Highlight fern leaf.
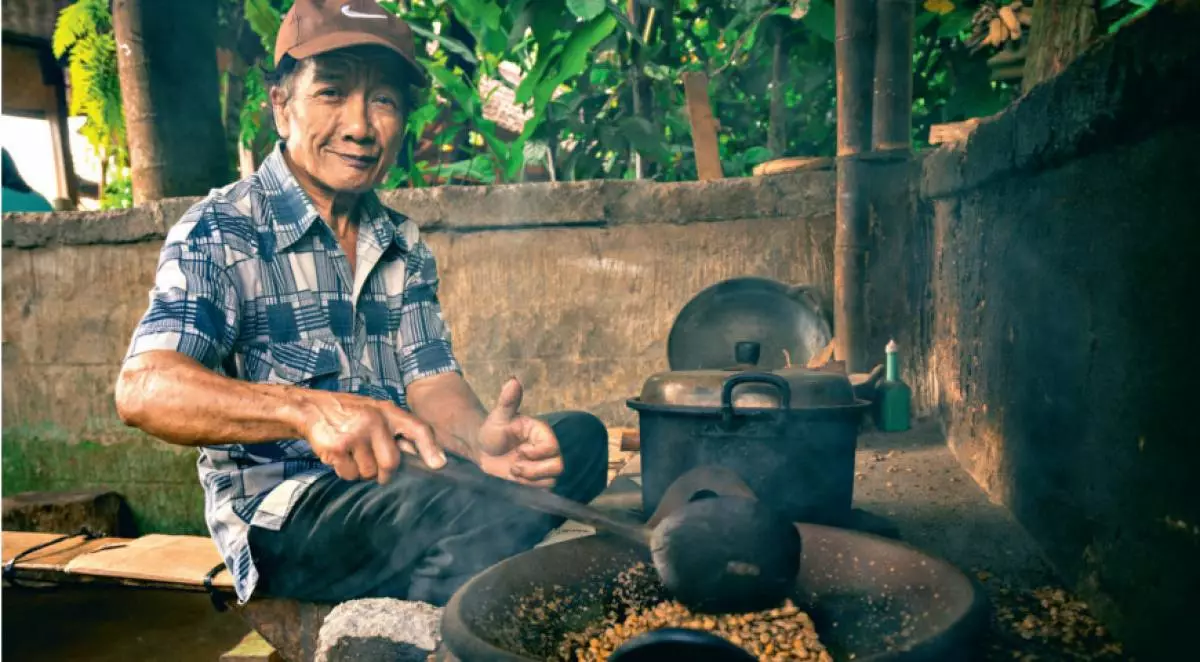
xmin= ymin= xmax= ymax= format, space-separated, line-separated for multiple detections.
xmin=244 ymin=0 xmax=282 ymax=56
xmin=52 ymin=1 xmax=90 ymax=57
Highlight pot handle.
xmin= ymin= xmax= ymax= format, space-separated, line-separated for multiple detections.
xmin=720 ymin=372 xmax=792 ymax=427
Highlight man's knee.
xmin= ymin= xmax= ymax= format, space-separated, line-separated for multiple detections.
xmin=543 ymin=411 xmax=609 ymax=500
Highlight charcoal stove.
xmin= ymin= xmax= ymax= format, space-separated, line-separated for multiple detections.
xmin=433 ymin=522 xmax=988 ymax=661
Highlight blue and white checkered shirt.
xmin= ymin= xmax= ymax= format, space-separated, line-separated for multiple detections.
xmin=123 ymin=143 xmax=462 ymax=604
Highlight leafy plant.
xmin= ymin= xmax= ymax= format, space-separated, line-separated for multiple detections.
xmin=1101 ymin=0 xmax=1157 ymax=33
xmin=52 ymin=0 xmax=130 ymax=207
xmin=58 ymin=0 xmax=1020 ymax=196
xmin=101 ymin=172 xmax=133 ymax=209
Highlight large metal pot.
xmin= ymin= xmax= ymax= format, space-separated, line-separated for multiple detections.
xmin=627 ymin=345 xmax=869 ymax=526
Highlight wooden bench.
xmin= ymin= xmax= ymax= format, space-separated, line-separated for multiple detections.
xmin=3 ymin=530 xmax=338 ymax=661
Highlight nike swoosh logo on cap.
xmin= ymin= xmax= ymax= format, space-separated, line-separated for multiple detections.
xmin=341 ymin=4 xmax=388 ymax=19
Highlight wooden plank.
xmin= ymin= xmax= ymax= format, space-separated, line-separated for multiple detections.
xmin=64 ymin=534 xmax=234 ymax=591
xmin=928 ymin=118 xmax=982 ymax=145
xmin=682 ymin=71 xmax=724 ymax=181
xmin=752 ymin=156 xmax=835 ymax=176
xmin=806 ymin=339 xmax=838 ymax=369
xmin=2 ymin=532 xmax=132 ymax=572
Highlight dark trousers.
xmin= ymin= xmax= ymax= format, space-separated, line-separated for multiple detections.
xmin=247 ymin=411 xmax=609 ymax=606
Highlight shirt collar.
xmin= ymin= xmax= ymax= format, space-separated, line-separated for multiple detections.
xmin=258 ymin=142 xmax=409 ymax=254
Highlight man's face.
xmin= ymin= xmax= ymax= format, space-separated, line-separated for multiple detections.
xmin=271 ymin=48 xmax=408 ymax=194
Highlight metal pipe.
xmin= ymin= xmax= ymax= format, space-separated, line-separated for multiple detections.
xmin=872 ymin=0 xmax=916 ymax=151
xmin=834 ymin=0 xmax=876 ymax=372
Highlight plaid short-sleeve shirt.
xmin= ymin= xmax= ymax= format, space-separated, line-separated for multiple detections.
xmin=123 ymin=143 xmax=462 ymax=604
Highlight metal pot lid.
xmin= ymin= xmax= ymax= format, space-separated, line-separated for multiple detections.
xmin=636 ymin=365 xmax=857 ymax=410
xmin=667 ymin=277 xmax=833 ymax=371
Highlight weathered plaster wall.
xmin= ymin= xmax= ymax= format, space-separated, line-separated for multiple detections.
xmin=1 ymin=172 xmax=835 ymax=532
xmin=917 ymin=3 xmax=1200 ymax=657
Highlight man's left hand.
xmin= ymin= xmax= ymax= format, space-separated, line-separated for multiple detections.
xmin=476 ymin=378 xmax=563 ymax=488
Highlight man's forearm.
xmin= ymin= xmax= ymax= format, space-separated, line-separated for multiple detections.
xmin=405 ymin=372 xmax=489 ymax=463
xmin=115 ymin=350 xmax=312 ymax=446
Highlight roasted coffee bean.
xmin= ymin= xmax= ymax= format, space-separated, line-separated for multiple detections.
xmin=558 ymin=564 xmax=831 ymax=661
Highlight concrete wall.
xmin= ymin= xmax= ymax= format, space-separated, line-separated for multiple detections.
xmin=915 ymin=4 xmax=1200 ymax=658
xmin=1 ymin=171 xmax=836 ymax=532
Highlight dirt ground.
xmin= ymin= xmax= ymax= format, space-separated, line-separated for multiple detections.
xmin=2 ymin=586 xmax=249 ymax=662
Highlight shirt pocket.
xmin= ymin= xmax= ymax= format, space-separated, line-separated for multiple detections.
xmin=265 ymin=337 xmax=343 ymax=391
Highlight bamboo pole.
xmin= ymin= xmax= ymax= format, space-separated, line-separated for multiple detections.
xmin=834 ymin=0 xmax=877 ymax=373
xmin=836 ymin=0 xmax=876 ymax=157
xmin=872 ymin=0 xmax=915 ymax=152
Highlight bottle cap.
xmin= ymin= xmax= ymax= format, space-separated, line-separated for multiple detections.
xmin=886 ymin=339 xmax=898 ymax=353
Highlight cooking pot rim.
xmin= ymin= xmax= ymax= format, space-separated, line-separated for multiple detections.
xmin=626 ymin=397 xmax=872 ymax=416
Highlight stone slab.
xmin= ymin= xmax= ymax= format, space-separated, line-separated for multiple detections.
xmin=316 ymin=599 xmax=442 ymax=662
xmin=3 ymin=171 xmax=835 ymax=247
xmin=2 ymin=489 xmax=136 ymax=537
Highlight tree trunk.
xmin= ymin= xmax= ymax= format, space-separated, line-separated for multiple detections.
xmin=113 ymin=0 xmax=230 ymax=204
xmin=221 ymin=1 xmax=249 ymax=176
xmin=224 ymin=62 xmax=249 ymax=173
xmin=1021 ymin=0 xmax=1099 ymax=93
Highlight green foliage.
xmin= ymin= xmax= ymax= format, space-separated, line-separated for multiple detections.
xmin=369 ymin=0 xmax=1018 ymax=183
xmin=244 ymin=0 xmax=287 ymax=58
xmin=52 ymin=0 xmax=131 ymax=207
xmin=567 ymin=0 xmax=608 ymax=21
xmin=1103 ymin=0 xmax=1158 ymax=34
xmin=52 ymin=0 xmax=122 ymax=153
xmin=58 ymin=0 xmax=1028 ymax=194
xmin=236 ymin=0 xmax=295 ymax=154
xmin=101 ymin=172 xmax=134 ymax=209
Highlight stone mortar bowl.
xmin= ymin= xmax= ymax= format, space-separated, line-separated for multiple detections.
xmin=435 ymin=522 xmax=988 ymax=661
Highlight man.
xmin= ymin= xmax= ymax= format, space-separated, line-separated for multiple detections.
xmin=114 ymin=0 xmax=607 ymax=608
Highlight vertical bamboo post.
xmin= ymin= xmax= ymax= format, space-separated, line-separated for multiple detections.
xmin=872 ymin=0 xmax=915 ymax=152
xmin=834 ymin=0 xmax=876 ymax=373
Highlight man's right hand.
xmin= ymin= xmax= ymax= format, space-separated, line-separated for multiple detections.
xmin=299 ymin=391 xmax=447 ymax=485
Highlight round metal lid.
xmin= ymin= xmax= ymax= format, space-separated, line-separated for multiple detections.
xmin=666 ymin=277 xmax=833 ymax=371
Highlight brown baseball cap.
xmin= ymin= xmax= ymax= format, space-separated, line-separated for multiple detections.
xmin=275 ymin=0 xmax=428 ymax=87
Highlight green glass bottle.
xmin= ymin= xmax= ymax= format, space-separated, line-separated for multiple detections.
xmin=874 ymin=339 xmax=911 ymax=432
